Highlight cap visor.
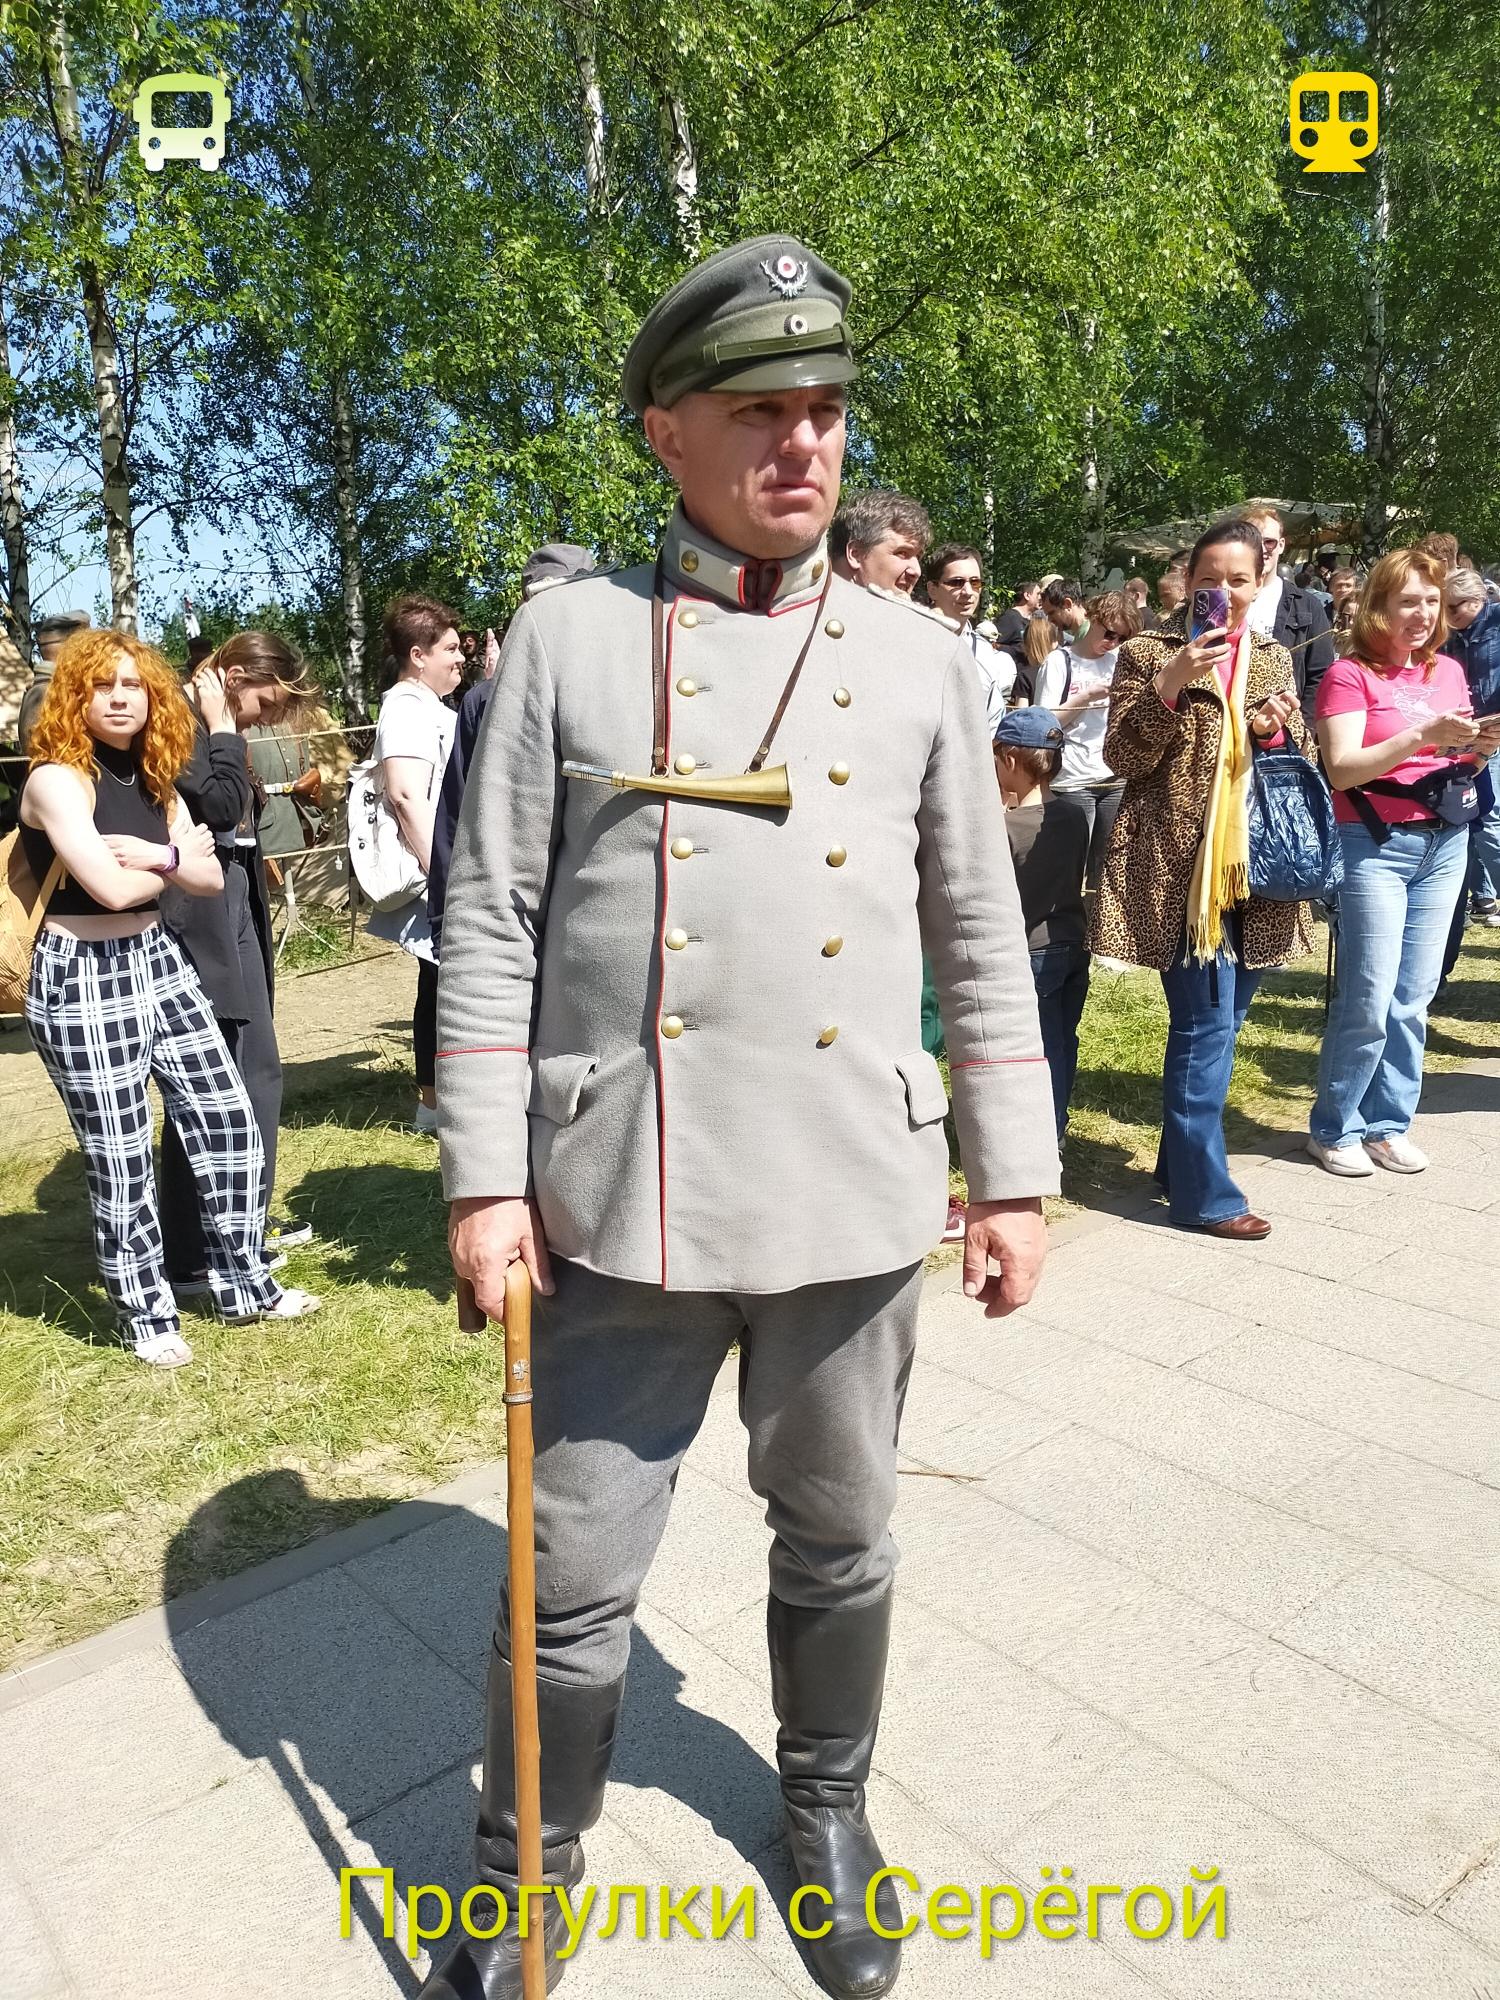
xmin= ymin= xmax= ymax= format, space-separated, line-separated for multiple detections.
xmin=699 ymin=351 xmax=858 ymax=398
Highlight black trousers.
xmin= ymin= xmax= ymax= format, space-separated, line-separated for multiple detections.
xmin=161 ymin=864 xmax=282 ymax=1275
xmin=414 ymin=955 xmax=439 ymax=1088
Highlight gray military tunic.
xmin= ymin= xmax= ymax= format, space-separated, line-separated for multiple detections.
xmin=437 ymin=508 xmax=1059 ymax=1294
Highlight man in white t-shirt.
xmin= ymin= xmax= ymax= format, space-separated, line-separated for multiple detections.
xmin=923 ymin=542 xmax=1016 ymax=733
xmin=1032 ymin=588 xmax=1140 ymax=889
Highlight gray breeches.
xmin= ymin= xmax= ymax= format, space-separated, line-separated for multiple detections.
xmin=497 ymin=1257 xmax=924 ymax=1685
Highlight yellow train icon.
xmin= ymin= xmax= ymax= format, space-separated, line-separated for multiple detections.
xmin=1289 ymin=71 xmax=1378 ymax=175
xmin=131 ymin=72 xmax=231 ymax=173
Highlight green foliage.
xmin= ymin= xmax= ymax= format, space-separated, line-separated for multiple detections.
xmin=3 ymin=0 xmax=1497 ymax=665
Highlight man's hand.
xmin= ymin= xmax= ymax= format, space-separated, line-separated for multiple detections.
xmin=449 ymin=1194 xmax=555 ymax=1320
xmin=962 ymin=1197 xmax=1047 ymax=1319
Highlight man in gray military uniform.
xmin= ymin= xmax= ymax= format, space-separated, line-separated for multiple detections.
xmin=427 ymin=236 xmax=1059 ymax=2000
xmin=17 ymin=610 xmax=91 ymax=752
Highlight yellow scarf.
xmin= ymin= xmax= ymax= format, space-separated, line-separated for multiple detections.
xmin=1186 ymin=624 xmax=1253 ymax=962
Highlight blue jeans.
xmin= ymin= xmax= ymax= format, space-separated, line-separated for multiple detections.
xmin=1312 ymin=821 xmax=1468 ymax=1146
xmin=1156 ymin=933 xmax=1262 ymax=1227
xmin=1031 ymin=943 xmax=1090 ymax=1137
xmin=1472 ymin=789 xmax=1500 ymax=905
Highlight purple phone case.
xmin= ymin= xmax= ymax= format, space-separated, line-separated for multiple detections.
xmin=1190 ymin=586 xmax=1230 ymax=640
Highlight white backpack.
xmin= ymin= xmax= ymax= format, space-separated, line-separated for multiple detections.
xmin=345 ymin=753 xmax=426 ymax=912
xmin=348 ymin=682 xmax=450 ymax=913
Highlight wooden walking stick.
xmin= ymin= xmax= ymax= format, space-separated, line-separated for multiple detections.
xmin=457 ymin=1265 xmax=546 ymax=2000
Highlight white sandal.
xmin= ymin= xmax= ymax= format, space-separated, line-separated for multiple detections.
xmin=134 ymin=1331 xmax=194 ymax=1368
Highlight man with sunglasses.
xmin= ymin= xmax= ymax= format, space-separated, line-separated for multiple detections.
xmin=1032 ymin=588 xmax=1142 ymax=889
xmin=1241 ymin=506 xmax=1335 ymax=711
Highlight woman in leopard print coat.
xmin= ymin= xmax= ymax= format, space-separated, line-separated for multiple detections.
xmin=1089 ymin=518 xmax=1315 ymax=1239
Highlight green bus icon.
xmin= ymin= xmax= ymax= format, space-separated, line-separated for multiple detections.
xmin=132 ymin=72 xmax=231 ymax=173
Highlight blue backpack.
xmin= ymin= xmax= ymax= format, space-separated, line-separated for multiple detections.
xmin=1248 ymin=743 xmax=1345 ymax=903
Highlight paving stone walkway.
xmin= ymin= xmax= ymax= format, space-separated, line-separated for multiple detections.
xmin=2 ymin=1060 xmax=1497 ymax=1999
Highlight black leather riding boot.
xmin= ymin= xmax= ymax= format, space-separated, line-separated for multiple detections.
xmin=768 ymin=1593 xmax=902 ymax=1999
xmin=417 ymin=1645 xmax=624 ymax=1999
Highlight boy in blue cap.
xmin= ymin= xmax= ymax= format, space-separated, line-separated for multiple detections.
xmin=993 ymin=707 xmax=1091 ymax=1138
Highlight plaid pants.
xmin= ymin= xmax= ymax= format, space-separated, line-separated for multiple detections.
xmin=26 ymin=926 xmax=279 ymax=1348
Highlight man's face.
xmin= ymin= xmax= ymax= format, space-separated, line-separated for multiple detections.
xmin=850 ymin=529 xmax=924 ymax=596
xmin=1158 ymin=569 xmax=1186 ymax=613
xmin=1019 ymin=584 xmax=1041 ymax=614
xmin=1331 ymin=573 xmax=1358 ymax=612
xmin=644 ymin=386 xmax=847 ymax=559
xmin=1250 ymin=515 xmax=1284 ymax=583
xmin=1125 ymin=581 xmax=1148 ymax=615
xmin=930 ymin=558 xmax=983 ymax=625
xmin=1044 ymin=594 xmax=1083 ymax=633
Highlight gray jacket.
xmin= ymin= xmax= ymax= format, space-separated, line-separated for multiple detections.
xmin=437 ymin=511 xmax=1059 ymax=1293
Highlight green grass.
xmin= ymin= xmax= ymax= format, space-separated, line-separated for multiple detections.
xmin=271 ymin=907 xmax=373 ymax=974
xmin=2 ymin=928 xmax=1497 ymax=1669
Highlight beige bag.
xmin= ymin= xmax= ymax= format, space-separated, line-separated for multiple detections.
xmin=0 ymin=826 xmax=63 ymax=1015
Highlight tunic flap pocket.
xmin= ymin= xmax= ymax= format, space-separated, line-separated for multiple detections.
xmin=895 ymin=1050 xmax=949 ymax=1128
xmin=528 ymin=1052 xmax=599 ymax=1125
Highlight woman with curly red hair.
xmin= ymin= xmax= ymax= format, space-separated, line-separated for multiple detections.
xmin=19 ymin=631 xmax=319 ymax=1365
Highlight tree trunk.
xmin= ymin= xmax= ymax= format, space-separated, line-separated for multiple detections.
xmin=572 ymin=11 xmax=609 ymax=241
xmin=0 ymin=277 xmax=34 ymax=665
xmin=1079 ymin=319 xmax=1107 ymax=586
xmin=42 ymin=3 xmax=137 ymax=631
xmin=664 ymin=92 xmax=699 ymax=257
xmin=330 ymin=371 xmax=369 ymax=722
xmin=1359 ymin=0 xmax=1393 ymax=561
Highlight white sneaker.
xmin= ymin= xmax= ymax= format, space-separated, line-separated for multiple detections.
xmin=411 ymin=1102 xmax=439 ymax=1136
xmin=1306 ymin=1136 xmax=1376 ymax=1177
xmin=1364 ymin=1134 xmax=1429 ymax=1174
xmin=222 ymin=1287 xmax=323 ymax=1325
xmin=263 ymin=1287 xmax=323 ymax=1319
xmin=134 ymin=1331 xmax=194 ymax=1367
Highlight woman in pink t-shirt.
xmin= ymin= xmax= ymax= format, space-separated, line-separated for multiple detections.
xmin=1308 ymin=547 xmax=1500 ymax=1176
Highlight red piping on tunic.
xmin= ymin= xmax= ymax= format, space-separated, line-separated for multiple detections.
xmin=766 ymin=589 xmax=824 ymax=618
xmin=652 ymin=610 xmax=678 ymax=1289
xmin=436 ymin=1045 xmax=528 ymax=1058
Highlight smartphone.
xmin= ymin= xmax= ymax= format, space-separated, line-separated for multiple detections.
xmin=1189 ymin=585 xmax=1230 ymax=641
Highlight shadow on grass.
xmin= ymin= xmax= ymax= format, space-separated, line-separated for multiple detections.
xmin=280 ymin=1044 xmax=417 ymax=1131
xmin=165 ymin=1468 xmax=784 ymax=1992
xmin=290 ymin=1160 xmax=451 ymax=1301
xmin=0 ymin=1149 xmax=125 ymax=1350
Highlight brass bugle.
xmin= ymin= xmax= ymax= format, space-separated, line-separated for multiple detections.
xmin=562 ymin=760 xmax=792 ymax=810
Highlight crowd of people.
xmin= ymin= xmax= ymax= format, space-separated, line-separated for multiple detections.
xmin=5 ymin=497 xmax=1498 ymax=1360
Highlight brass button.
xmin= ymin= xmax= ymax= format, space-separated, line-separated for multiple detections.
xmin=661 ymin=1014 xmax=684 ymax=1039
xmin=834 ymin=686 xmax=852 ymax=707
xmin=812 ymin=559 xmax=825 ymax=580
xmin=681 ymin=550 xmax=700 ymax=573
xmin=665 ymin=928 xmax=688 ymax=951
xmin=670 ymin=837 xmax=695 ymax=860
xmin=823 ymin=935 xmax=843 ymax=957
xmin=676 ymin=677 xmax=698 ymax=697
xmin=825 ymin=619 xmax=845 ymax=639
xmin=817 ymin=1025 xmax=839 ymax=1046
xmin=826 ymin=845 xmax=847 ymax=868
xmin=678 ymin=608 xmax=699 ymax=629
xmin=674 ymin=754 xmax=697 ymax=776
xmin=829 ymin=761 xmax=850 ymax=785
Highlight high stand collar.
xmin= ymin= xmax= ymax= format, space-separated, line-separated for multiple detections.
xmin=663 ymin=506 xmax=830 ymax=613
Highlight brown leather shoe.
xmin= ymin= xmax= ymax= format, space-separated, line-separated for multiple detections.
xmin=1200 ymin=1213 xmax=1271 ymax=1241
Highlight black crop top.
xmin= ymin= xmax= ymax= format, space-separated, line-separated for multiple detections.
xmin=20 ymin=744 xmax=170 ymax=918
